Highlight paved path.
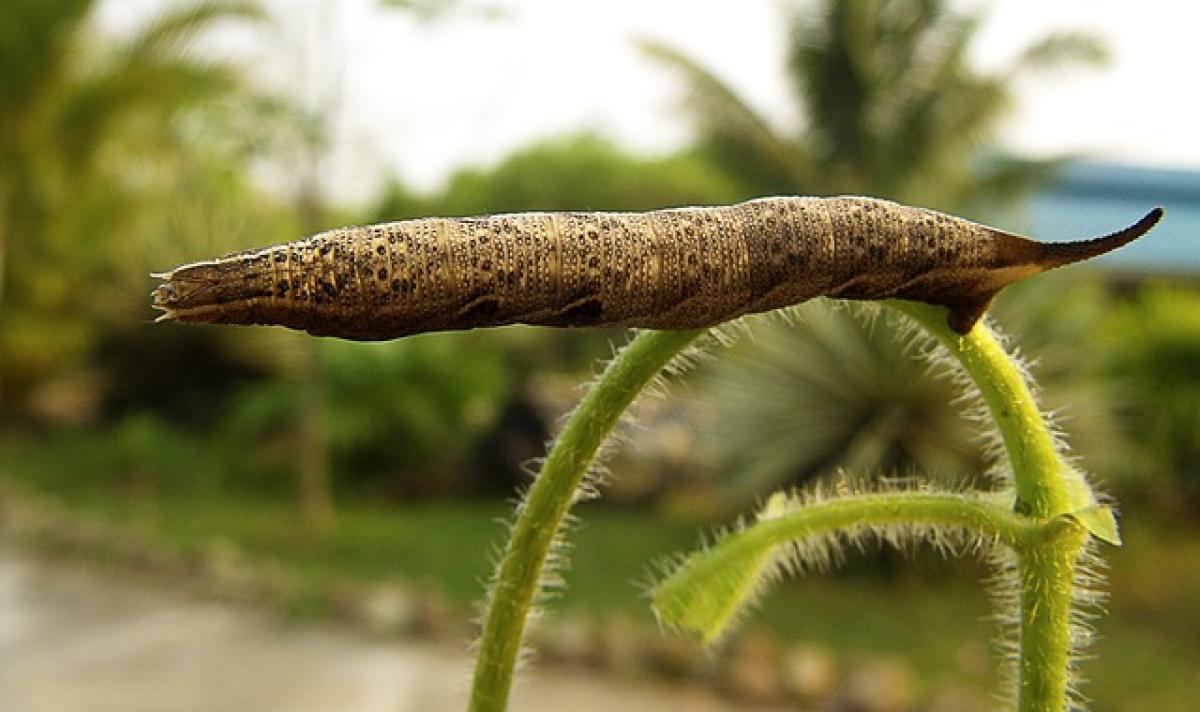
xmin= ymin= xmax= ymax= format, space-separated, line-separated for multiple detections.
xmin=0 ymin=550 xmax=778 ymax=712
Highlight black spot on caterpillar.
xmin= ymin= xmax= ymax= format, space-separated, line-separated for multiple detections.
xmin=152 ymin=196 xmax=1163 ymax=339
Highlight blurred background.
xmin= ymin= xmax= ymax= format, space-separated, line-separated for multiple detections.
xmin=1 ymin=1 xmax=1197 ymax=710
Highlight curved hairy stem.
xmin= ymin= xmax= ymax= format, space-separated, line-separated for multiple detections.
xmin=888 ymin=301 xmax=1091 ymax=516
xmin=469 ymin=328 xmax=704 ymax=712
xmin=735 ymin=490 xmax=1032 ymax=551
xmin=653 ymin=490 xmax=1034 ymax=644
xmin=889 ymin=301 xmax=1099 ymax=712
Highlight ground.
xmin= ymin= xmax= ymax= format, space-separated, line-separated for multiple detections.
xmin=0 ymin=547 xmax=790 ymax=712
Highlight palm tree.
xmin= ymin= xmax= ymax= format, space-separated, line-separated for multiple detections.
xmin=0 ymin=0 xmax=261 ymax=409
xmin=789 ymin=1 xmax=1103 ymax=207
xmin=643 ymin=0 xmax=1104 ymax=208
xmin=643 ymin=0 xmax=1108 ymax=500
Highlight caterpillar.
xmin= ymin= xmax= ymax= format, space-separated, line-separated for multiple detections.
xmin=152 ymin=196 xmax=1162 ymax=339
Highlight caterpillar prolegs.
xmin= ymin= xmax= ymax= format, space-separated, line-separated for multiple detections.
xmin=152 ymin=196 xmax=1162 ymax=339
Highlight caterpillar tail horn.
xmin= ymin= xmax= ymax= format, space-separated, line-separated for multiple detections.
xmin=1036 ymin=206 xmax=1164 ymax=270
xmin=943 ymin=207 xmax=1164 ymax=335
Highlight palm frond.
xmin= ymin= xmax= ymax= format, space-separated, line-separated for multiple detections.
xmin=704 ymin=304 xmax=981 ymax=505
xmin=0 ymin=0 xmax=93 ymax=128
xmin=639 ymin=38 xmax=815 ymax=193
xmin=118 ymin=0 xmax=263 ymax=62
xmin=1010 ymin=31 xmax=1109 ymax=76
xmin=48 ymin=1 xmax=259 ymax=172
xmin=786 ymin=1 xmax=876 ymax=175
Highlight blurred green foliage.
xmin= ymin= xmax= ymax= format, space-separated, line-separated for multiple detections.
xmin=0 ymin=0 xmax=265 ymax=407
xmin=225 ymin=334 xmax=515 ymax=497
xmin=1101 ymin=285 xmax=1200 ymax=504
xmin=375 ymin=133 xmax=740 ymax=218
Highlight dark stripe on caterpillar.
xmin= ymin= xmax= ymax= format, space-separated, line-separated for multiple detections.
xmin=152 ymin=196 xmax=1163 ymax=339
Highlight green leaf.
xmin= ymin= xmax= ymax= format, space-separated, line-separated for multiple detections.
xmin=1067 ymin=505 xmax=1122 ymax=547
xmin=651 ymin=530 xmax=777 ymax=646
xmin=651 ymin=493 xmax=788 ymax=645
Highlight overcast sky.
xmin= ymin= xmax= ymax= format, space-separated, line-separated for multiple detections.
xmin=100 ymin=1 xmax=1198 ymax=204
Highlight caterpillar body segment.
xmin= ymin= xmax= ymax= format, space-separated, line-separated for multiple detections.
xmin=153 ymin=197 xmax=1163 ymax=339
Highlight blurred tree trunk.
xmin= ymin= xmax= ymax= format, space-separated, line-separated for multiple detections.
xmin=294 ymin=177 xmax=335 ymax=534
xmin=295 ymin=335 xmax=334 ymax=533
xmin=279 ymin=0 xmax=470 ymax=530
xmin=0 ymin=184 xmax=8 ymax=409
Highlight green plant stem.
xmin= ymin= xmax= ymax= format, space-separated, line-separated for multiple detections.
xmin=1017 ymin=526 xmax=1088 ymax=710
xmin=889 ymin=301 xmax=1093 ymax=712
xmin=752 ymin=491 xmax=1032 ymax=549
xmin=469 ymin=328 xmax=704 ymax=712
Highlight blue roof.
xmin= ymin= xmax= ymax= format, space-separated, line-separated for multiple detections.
xmin=1028 ymin=162 xmax=1199 ymax=274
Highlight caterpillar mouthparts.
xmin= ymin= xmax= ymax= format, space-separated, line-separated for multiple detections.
xmin=152 ymin=197 xmax=1163 ymax=340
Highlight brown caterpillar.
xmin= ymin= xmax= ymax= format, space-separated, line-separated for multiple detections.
xmin=152 ymin=196 xmax=1162 ymax=339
